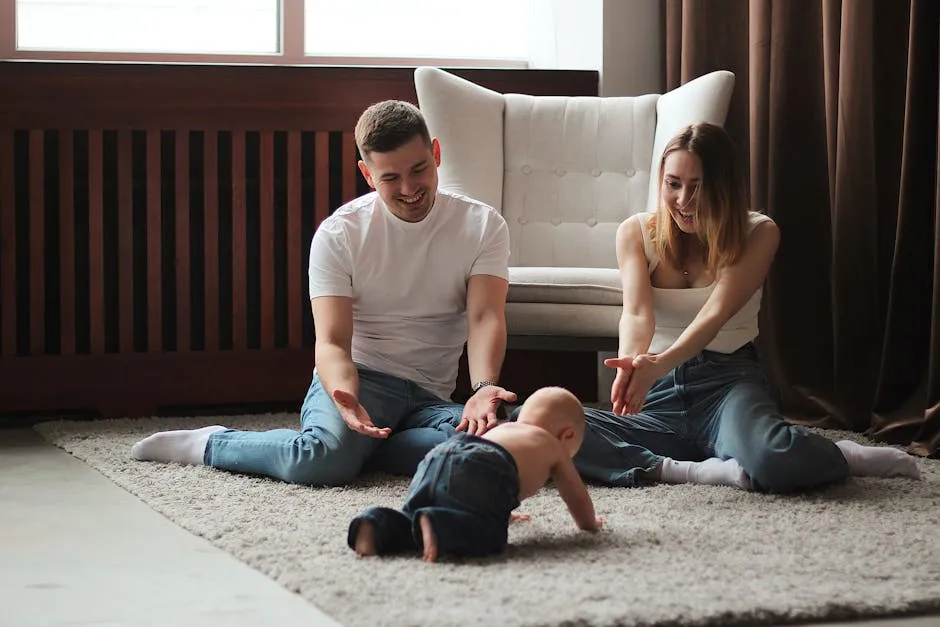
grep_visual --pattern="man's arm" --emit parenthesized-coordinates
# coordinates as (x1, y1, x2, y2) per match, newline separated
(311, 296, 357, 398)
(552, 455, 602, 531)
(458, 273, 516, 434)
(466, 273, 509, 388)
(311, 296, 389, 438)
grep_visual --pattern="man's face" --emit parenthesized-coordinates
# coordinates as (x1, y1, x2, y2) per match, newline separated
(358, 135, 441, 223)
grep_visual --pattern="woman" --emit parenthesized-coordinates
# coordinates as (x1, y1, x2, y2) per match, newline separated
(573, 122, 919, 493)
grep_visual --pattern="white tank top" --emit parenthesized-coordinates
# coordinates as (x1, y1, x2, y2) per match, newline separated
(637, 211, 774, 355)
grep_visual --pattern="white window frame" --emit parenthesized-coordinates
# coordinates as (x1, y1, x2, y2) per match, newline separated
(0, 0, 528, 67)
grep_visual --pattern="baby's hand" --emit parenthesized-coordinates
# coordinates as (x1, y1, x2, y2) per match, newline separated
(510, 511, 532, 523)
(582, 516, 605, 532)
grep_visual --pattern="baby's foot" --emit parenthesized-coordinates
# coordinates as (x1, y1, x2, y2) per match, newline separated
(353, 520, 377, 557)
(419, 515, 438, 562)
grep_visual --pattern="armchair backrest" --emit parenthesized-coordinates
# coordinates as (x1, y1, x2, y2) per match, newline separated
(414, 67, 735, 269)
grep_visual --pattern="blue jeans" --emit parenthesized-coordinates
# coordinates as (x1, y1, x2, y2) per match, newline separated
(574, 343, 850, 493)
(347, 433, 520, 557)
(203, 366, 464, 485)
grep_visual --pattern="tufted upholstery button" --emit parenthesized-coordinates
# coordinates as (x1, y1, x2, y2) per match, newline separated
(591, 169, 602, 177)
(626, 168, 636, 177)
(555, 167, 566, 176)
(586, 217, 598, 227)
(521, 165, 532, 175)
(551, 218, 562, 226)
(518, 217, 528, 225)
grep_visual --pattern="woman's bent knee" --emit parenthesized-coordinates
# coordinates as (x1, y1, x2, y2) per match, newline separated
(744, 429, 849, 493)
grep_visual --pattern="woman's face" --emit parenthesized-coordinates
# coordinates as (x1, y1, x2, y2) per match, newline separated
(661, 150, 703, 234)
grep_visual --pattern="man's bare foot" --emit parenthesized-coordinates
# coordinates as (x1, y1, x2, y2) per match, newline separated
(419, 515, 438, 562)
(354, 520, 377, 556)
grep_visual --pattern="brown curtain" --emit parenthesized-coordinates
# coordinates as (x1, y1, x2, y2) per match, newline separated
(664, 0, 940, 456)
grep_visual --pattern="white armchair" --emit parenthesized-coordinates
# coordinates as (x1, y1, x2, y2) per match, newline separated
(414, 67, 735, 350)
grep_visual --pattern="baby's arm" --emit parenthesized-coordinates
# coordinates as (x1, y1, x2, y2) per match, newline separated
(552, 455, 602, 532)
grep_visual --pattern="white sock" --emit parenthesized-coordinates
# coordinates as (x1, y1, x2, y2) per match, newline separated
(130, 425, 227, 465)
(659, 457, 750, 490)
(836, 440, 921, 479)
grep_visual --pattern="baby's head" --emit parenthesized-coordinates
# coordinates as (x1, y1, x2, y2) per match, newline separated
(515, 386, 585, 457)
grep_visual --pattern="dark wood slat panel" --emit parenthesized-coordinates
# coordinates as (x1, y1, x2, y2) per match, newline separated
(203, 131, 219, 352)
(314, 132, 329, 227)
(341, 131, 357, 204)
(28, 131, 44, 355)
(0, 64, 598, 131)
(117, 131, 134, 353)
(231, 132, 247, 351)
(175, 130, 190, 352)
(0, 129, 17, 356)
(259, 131, 274, 349)
(146, 130, 162, 352)
(286, 131, 302, 348)
(88, 131, 105, 354)
(0, 130, 14, 356)
(59, 130, 75, 355)
(0, 347, 596, 418)
(0, 349, 313, 418)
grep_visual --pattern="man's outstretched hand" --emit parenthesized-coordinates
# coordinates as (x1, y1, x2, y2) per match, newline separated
(457, 385, 517, 436)
(332, 389, 392, 439)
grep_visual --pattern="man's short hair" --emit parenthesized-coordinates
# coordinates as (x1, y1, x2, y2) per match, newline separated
(354, 100, 433, 161)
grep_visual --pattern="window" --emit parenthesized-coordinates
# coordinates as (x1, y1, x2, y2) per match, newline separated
(304, 0, 529, 62)
(16, 0, 278, 54)
(3, 0, 532, 66)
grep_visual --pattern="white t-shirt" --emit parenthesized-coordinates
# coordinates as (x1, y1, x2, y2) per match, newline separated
(308, 189, 510, 400)
(637, 210, 774, 354)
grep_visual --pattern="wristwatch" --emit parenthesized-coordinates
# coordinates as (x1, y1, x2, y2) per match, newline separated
(471, 379, 497, 394)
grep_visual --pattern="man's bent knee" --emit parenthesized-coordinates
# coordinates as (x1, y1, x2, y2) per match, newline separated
(278, 432, 370, 486)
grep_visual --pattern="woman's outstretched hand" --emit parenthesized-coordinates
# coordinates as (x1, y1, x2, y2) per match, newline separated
(624, 354, 668, 414)
(604, 356, 636, 416)
(605, 354, 669, 415)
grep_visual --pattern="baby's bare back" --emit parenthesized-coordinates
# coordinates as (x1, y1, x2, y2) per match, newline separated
(482, 422, 564, 500)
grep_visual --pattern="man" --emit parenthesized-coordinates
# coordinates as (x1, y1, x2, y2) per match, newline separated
(130, 100, 515, 485)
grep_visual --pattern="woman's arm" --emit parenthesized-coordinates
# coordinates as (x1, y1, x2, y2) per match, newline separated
(605, 215, 656, 414)
(655, 220, 780, 372)
(615, 215, 656, 358)
(618, 220, 780, 414)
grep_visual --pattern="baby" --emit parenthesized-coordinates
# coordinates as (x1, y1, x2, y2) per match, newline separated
(348, 386, 603, 561)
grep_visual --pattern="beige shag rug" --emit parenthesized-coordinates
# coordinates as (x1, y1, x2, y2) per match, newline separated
(34, 414, 940, 627)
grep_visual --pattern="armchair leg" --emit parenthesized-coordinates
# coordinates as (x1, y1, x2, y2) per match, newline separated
(595, 351, 616, 409)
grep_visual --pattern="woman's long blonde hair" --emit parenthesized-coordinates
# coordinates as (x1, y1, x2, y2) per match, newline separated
(650, 122, 749, 273)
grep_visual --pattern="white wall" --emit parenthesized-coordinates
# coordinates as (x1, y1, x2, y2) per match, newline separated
(529, 0, 663, 97)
